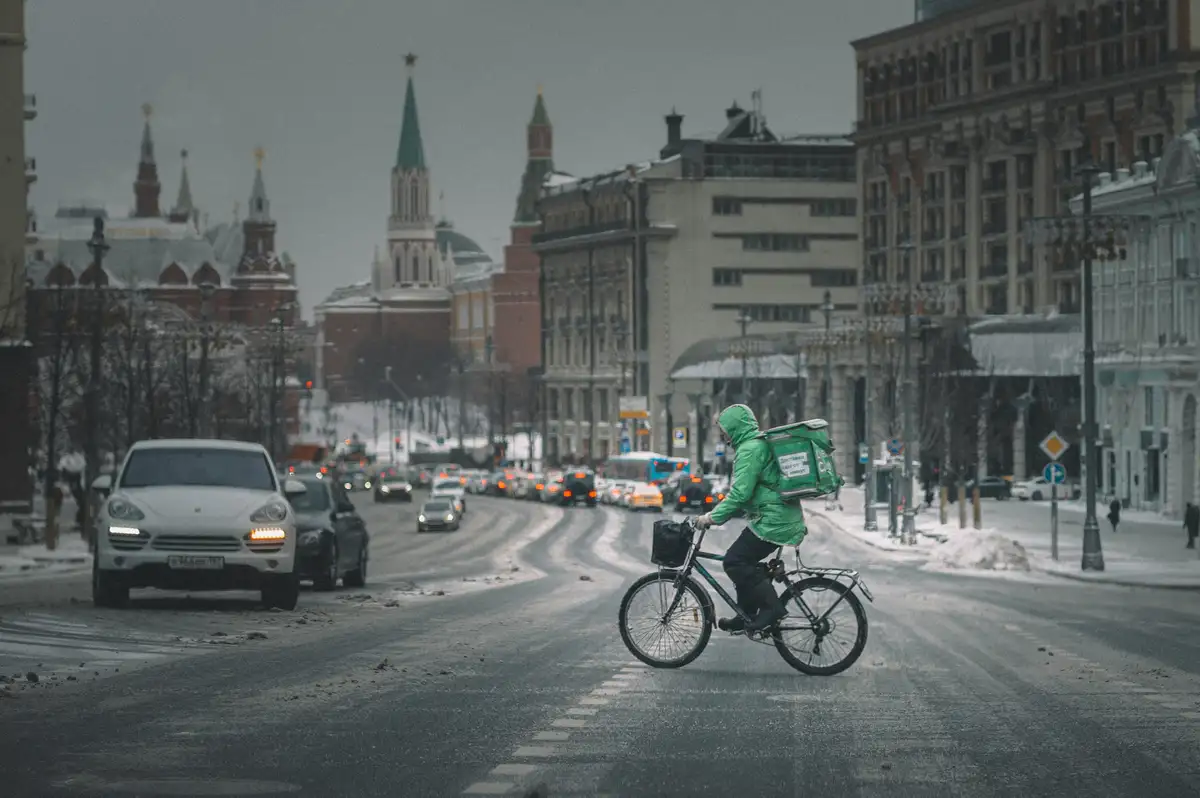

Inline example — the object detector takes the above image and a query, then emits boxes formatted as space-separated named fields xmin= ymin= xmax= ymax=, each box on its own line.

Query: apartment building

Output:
xmin=853 ymin=0 xmax=1190 ymax=317
xmin=0 ymin=0 xmax=32 ymax=513
xmin=534 ymin=99 xmax=859 ymax=464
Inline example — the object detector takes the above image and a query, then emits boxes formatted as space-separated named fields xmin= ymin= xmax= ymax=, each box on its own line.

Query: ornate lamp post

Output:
xmin=862 ymin=246 xmax=955 ymax=545
xmin=1024 ymin=154 xmax=1152 ymax=572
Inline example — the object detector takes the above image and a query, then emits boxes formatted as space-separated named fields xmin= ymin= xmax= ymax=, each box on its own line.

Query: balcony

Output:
xmin=24 ymin=157 xmax=36 ymax=185
xmin=24 ymin=93 xmax=36 ymax=121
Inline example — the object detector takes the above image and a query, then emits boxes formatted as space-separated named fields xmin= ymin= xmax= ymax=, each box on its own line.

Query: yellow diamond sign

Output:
xmin=1039 ymin=431 xmax=1069 ymax=461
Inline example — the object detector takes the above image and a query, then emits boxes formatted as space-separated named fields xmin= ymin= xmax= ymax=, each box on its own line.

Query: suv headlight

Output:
xmin=250 ymin=501 xmax=289 ymax=523
xmin=106 ymin=497 xmax=145 ymax=521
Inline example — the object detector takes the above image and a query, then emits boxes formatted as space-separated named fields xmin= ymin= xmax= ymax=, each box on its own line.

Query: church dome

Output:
xmin=436 ymin=221 xmax=493 ymax=267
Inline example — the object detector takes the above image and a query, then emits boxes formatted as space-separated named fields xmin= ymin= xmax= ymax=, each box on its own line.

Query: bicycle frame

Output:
xmin=660 ymin=519 xmax=874 ymax=634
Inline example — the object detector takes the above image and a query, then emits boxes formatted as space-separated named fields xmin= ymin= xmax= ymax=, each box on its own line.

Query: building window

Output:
xmin=1145 ymin=386 xmax=1155 ymax=426
xmin=471 ymin=297 xmax=484 ymax=329
xmin=729 ymin=304 xmax=812 ymax=323
xmin=810 ymin=199 xmax=857 ymax=217
xmin=741 ymin=234 xmax=809 ymax=252
xmin=712 ymin=197 xmax=743 ymax=215
xmin=810 ymin=269 xmax=857 ymax=287
xmin=457 ymin=300 xmax=469 ymax=330
xmin=712 ymin=268 xmax=742 ymax=286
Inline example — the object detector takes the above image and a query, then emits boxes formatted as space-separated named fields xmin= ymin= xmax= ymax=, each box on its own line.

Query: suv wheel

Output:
xmin=343 ymin=546 xmax=367 ymax=587
xmin=313 ymin=540 xmax=338 ymax=591
xmin=262 ymin=574 xmax=300 ymax=610
xmin=92 ymin=558 xmax=129 ymax=608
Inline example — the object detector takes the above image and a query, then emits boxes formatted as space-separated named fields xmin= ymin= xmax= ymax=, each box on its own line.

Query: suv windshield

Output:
xmin=425 ymin=501 xmax=452 ymax=511
xmin=432 ymin=480 xmax=459 ymax=491
xmin=290 ymin=479 xmax=331 ymax=512
xmin=120 ymin=448 xmax=276 ymax=491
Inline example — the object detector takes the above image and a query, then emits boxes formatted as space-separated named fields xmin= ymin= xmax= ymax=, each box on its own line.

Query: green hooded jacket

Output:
xmin=708 ymin=404 xmax=807 ymax=546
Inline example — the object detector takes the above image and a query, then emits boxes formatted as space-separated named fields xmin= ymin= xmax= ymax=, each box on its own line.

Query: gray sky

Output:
xmin=25 ymin=0 xmax=914 ymax=316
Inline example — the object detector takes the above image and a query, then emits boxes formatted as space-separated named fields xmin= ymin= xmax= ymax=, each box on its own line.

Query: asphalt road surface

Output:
xmin=1 ymin=493 xmax=1199 ymax=797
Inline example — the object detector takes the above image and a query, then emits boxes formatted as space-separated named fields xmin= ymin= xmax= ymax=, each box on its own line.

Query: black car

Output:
xmin=289 ymin=475 xmax=370 ymax=591
xmin=671 ymin=473 xmax=715 ymax=512
xmin=558 ymin=467 xmax=597 ymax=507
xmin=418 ymin=499 xmax=460 ymax=532
xmin=374 ymin=468 xmax=414 ymax=502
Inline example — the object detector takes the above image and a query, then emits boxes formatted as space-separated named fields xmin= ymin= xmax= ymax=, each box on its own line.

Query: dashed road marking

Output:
xmin=599 ymin=681 xmax=627 ymax=688
xmin=590 ymin=688 xmax=622 ymax=696
xmin=534 ymin=731 xmax=570 ymax=741
xmin=513 ymin=746 xmax=556 ymax=757
xmin=463 ymin=783 xmax=513 ymax=795
xmin=567 ymin=707 xmax=598 ymax=715
xmin=490 ymin=764 xmax=537 ymax=777
xmin=552 ymin=718 xmax=587 ymax=728
xmin=579 ymin=697 xmax=609 ymax=705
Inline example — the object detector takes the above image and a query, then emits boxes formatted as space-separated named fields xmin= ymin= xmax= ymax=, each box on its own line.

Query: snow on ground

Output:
xmin=810 ymin=486 xmax=1200 ymax=589
xmin=0 ymin=538 xmax=91 ymax=579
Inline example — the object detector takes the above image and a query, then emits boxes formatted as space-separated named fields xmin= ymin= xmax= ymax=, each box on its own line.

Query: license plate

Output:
xmin=167 ymin=555 xmax=225 ymax=570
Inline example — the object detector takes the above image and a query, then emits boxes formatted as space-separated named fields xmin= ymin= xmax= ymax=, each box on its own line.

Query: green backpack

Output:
xmin=758 ymin=419 xmax=844 ymax=500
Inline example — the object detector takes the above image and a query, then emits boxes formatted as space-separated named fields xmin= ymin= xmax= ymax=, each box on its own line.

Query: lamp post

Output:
xmin=81 ymin=216 xmax=110 ymax=552
xmin=1024 ymin=153 xmax=1152 ymax=571
xmin=196 ymin=282 xmax=216 ymax=438
xmin=384 ymin=366 xmax=412 ymax=466
xmin=736 ymin=310 xmax=752 ymax=405
xmin=660 ymin=378 xmax=675 ymax=456
xmin=862 ymin=247 xmax=954 ymax=544
xmin=820 ymin=290 xmax=834 ymax=421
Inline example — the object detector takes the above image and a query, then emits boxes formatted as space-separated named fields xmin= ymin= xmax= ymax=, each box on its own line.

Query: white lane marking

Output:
xmin=490 ymin=764 xmax=537 ymax=777
xmin=567 ymin=707 xmax=598 ymax=715
xmin=590 ymin=688 xmax=622 ymax=696
xmin=552 ymin=718 xmax=588 ymax=728
xmin=609 ymin=673 xmax=639 ymax=680
xmin=463 ymin=783 xmax=513 ymax=795
xmin=513 ymin=746 xmax=556 ymax=757
xmin=1003 ymin=623 xmax=1022 ymax=632
xmin=599 ymin=681 xmax=627 ymax=689
xmin=592 ymin=508 xmax=648 ymax=574
xmin=534 ymin=731 xmax=570 ymax=741
xmin=579 ymin=697 xmax=609 ymax=706
xmin=489 ymin=509 xmax=564 ymax=578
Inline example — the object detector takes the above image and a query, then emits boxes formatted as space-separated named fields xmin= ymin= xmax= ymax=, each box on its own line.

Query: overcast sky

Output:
xmin=25 ymin=0 xmax=915 ymax=316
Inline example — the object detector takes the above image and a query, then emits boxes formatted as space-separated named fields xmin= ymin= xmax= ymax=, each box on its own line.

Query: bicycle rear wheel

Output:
xmin=618 ymin=572 xmax=713 ymax=668
xmin=772 ymin=576 xmax=868 ymax=676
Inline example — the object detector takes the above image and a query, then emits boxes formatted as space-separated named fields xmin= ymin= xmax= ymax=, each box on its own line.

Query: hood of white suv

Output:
xmin=116 ymin=486 xmax=282 ymax=522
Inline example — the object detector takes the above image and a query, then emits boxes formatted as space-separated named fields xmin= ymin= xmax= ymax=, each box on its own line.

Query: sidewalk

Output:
xmin=809 ymin=487 xmax=1200 ymax=590
xmin=0 ymin=495 xmax=91 ymax=580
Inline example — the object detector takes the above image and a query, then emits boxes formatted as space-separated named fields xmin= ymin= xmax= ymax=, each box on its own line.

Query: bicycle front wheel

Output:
xmin=618 ymin=571 xmax=713 ymax=668
xmin=772 ymin=576 xmax=868 ymax=676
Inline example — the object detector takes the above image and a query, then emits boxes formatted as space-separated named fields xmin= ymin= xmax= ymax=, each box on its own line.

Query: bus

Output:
xmin=597 ymin=452 xmax=689 ymax=485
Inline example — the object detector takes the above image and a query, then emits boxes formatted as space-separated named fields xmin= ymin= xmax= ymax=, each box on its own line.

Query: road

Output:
xmin=1 ymin=493 xmax=1199 ymax=797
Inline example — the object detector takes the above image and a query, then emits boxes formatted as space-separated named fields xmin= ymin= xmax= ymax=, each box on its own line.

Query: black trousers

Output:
xmin=722 ymin=527 xmax=779 ymax=613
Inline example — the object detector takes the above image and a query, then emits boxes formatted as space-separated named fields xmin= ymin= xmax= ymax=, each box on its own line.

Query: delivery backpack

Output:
xmin=758 ymin=418 xmax=844 ymax=501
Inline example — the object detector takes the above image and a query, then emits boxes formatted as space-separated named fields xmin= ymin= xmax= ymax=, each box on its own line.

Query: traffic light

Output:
xmin=394 ymin=436 xmax=402 ymax=451
xmin=304 ymin=380 xmax=313 ymax=398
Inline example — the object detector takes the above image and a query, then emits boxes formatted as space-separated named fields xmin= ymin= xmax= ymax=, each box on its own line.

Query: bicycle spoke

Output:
xmin=624 ymin=578 xmax=705 ymax=663
xmin=776 ymin=583 xmax=862 ymax=671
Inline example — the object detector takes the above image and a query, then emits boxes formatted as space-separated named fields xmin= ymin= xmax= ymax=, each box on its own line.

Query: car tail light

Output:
xmin=498 ymin=480 xmax=507 ymax=489
xmin=564 ymin=490 xmax=572 ymax=498
xmin=588 ymin=490 xmax=596 ymax=498
xmin=575 ymin=472 xmax=585 ymax=478
xmin=679 ymin=496 xmax=686 ymax=503
xmin=705 ymin=495 xmax=714 ymax=503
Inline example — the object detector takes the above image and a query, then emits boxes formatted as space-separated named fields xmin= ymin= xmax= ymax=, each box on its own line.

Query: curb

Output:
xmin=1029 ymin=564 xmax=1200 ymax=591
xmin=806 ymin=509 xmax=929 ymax=555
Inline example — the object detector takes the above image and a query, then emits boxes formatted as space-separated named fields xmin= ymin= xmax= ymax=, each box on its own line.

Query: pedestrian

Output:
xmin=1108 ymin=497 xmax=1121 ymax=534
xmin=1184 ymin=502 xmax=1198 ymax=549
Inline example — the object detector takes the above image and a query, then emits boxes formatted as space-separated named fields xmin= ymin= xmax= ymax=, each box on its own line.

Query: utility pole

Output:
xmin=660 ymin=379 xmax=675 ymax=456
xmin=582 ymin=188 xmax=597 ymax=463
xmin=863 ymin=296 xmax=878 ymax=532
xmin=82 ymin=217 xmax=110 ymax=552
xmin=384 ymin=366 xmax=412 ymax=466
xmin=1078 ymin=155 xmax=1105 ymax=571
xmin=196 ymin=282 xmax=215 ymax=438
xmin=899 ymin=239 xmax=917 ymax=545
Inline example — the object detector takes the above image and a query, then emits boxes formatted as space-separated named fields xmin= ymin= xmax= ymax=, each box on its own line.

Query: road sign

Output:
xmin=436 ymin=436 xmax=445 ymax=446
xmin=858 ymin=443 xmax=869 ymax=464
xmin=1039 ymin=431 xmax=1069 ymax=461
xmin=714 ymin=442 xmax=726 ymax=457
xmin=887 ymin=438 xmax=904 ymax=456
xmin=619 ymin=437 xmax=632 ymax=454
xmin=619 ymin=396 xmax=649 ymax=420
xmin=672 ymin=426 xmax=688 ymax=451
xmin=1043 ymin=462 xmax=1066 ymax=484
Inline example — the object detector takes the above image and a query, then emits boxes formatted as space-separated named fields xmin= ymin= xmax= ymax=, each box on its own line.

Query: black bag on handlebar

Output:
xmin=651 ymin=519 xmax=694 ymax=567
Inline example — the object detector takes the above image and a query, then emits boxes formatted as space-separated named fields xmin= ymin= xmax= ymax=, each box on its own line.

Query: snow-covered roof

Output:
xmin=671 ymin=353 xmax=802 ymax=380
xmin=966 ymin=314 xmax=1082 ymax=377
xmin=541 ymin=155 xmax=681 ymax=197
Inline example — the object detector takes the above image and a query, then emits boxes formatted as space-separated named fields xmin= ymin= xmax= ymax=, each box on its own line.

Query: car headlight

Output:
xmin=108 ymin=526 xmax=141 ymax=536
xmin=298 ymin=529 xmax=322 ymax=546
xmin=106 ymin=497 xmax=145 ymax=521
xmin=403 ymin=483 xmax=412 ymax=491
xmin=365 ymin=481 xmax=372 ymax=488
xmin=380 ymin=485 xmax=390 ymax=493
xmin=444 ymin=514 xmax=455 ymax=521
xmin=250 ymin=501 xmax=289 ymax=523
xmin=418 ymin=514 xmax=427 ymax=522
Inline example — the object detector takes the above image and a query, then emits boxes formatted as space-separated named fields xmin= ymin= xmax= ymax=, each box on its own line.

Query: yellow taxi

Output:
xmin=629 ymin=482 xmax=664 ymax=512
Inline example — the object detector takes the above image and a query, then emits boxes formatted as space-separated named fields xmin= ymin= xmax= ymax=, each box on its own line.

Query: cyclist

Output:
xmin=694 ymin=403 xmax=806 ymax=633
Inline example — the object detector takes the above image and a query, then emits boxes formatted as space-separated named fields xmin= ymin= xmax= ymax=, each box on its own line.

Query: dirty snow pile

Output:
xmin=927 ymin=530 xmax=1031 ymax=572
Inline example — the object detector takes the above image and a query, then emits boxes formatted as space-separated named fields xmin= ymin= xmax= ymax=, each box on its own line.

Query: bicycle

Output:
xmin=617 ymin=516 xmax=873 ymax=675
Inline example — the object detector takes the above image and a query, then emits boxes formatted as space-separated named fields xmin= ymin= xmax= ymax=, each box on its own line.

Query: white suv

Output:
xmin=94 ymin=439 xmax=307 ymax=609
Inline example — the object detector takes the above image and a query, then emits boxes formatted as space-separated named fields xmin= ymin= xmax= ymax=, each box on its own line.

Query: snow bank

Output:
xmin=926 ymin=531 xmax=1031 ymax=572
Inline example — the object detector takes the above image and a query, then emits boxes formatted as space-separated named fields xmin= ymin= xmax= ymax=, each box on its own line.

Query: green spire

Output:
xmin=396 ymin=58 xmax=427 ymax=170
xmin=530 ymin=89 xmax=550 ymax=126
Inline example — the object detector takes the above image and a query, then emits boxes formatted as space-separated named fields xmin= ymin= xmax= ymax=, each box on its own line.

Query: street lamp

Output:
xmin=862 ymin=244 xmax=954 ymax=545
xmin=1024 ymin=148 xmax=1153 ymax=572
xmin=81 ymin=216 xmax=110 ymax=551
xmin=736 ymin=310 xmax=752 ymax=405
xmin=819 ymin=290 xmax=835 ymax=421
xmin=383 ymin=365 xmax=413 ymax=465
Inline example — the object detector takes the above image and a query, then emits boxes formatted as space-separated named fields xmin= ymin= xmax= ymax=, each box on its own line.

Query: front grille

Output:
xmin=151 ymin=534 xmax=242 ymax=552
xmin=109 ymin=538 xmax=147 ymax=551
xmin=246 ymin=540 xmax=284 ymax=554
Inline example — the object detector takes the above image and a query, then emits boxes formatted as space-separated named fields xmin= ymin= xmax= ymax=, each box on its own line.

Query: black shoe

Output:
xmin=744 ymin=580 xmax=788 ymax=632
xmin=717 ymin=616 xmax=745 ymax=632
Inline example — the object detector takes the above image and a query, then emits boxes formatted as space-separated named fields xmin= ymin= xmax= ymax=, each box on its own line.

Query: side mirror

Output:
xmin=283 ymin=479 xmax=307 ymax=497
xmin=91 ymin=474 xmax=112 ymax=492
